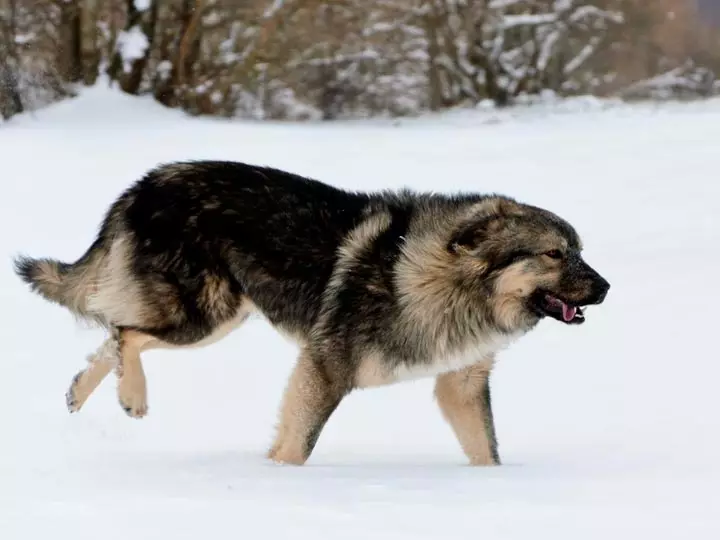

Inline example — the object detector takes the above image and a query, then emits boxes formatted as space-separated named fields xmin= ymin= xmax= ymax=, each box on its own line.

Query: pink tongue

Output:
xmin=562 ymin=304 xmax=577 ymax=322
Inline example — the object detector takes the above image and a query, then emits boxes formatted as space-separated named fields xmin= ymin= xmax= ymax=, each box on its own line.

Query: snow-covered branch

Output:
xmin=1 ymin=0 xmax=717 ymax=122
xmin=501 ymin=14 xmax=559 ymax=29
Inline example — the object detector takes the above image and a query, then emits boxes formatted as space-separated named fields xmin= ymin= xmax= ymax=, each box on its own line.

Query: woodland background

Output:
xmin=1 ymin=0 xmax=719 ymax=121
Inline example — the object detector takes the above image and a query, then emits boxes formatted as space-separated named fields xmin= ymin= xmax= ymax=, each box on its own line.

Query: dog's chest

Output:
xmin=355 ymin=331 xmax=522 ymax=388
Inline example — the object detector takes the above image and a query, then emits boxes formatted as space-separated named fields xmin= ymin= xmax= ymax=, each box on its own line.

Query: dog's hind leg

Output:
xmin=66 ymin=330 xmax=121 ymax=413
xmin=68 ymin=299 xmax=255 ymax=418
xmin=66 ymin=328 xmax=160 ymax=418
xmin=115 ymin=329 xmax=161 ymax=419
xmin=113 ymin=305 xmax=255 ymax=418
xmin=434 ymin=357 xmax=500 ymax=466
xmin=268 ymin=350 xmax=348 ymax=465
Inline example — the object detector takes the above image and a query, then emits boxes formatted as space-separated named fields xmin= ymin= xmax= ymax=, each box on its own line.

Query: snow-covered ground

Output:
xmin=3 ymin=88 xmax=720 ymax=539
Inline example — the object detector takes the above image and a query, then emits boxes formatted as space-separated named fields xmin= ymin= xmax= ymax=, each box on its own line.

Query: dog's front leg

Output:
xmin=268 ymin=350 xmax=346 ymax=465
xmin=434 ymin=357 xmax=500 ymax=466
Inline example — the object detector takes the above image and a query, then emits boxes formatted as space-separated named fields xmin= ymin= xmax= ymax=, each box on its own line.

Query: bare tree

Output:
xmin=2 ymin=0 xmax=719 ymax=122
xmin=108 ymin=0 xmax=158 ymax=94
xmin=424 ymin=0 xmax=625 ymax=106
xmin=57 ymin=0 xmax=82 ymax=82
xmin=0 ymin=0 xmax=24 ymax=118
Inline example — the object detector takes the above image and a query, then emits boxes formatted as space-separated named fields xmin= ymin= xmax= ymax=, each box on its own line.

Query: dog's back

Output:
xmin=15 ymin=160 xmax=372 ymax=344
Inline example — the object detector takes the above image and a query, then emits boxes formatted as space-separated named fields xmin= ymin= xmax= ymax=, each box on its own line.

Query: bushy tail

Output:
xmin=14 ymin=239 xmax=106 ymax=319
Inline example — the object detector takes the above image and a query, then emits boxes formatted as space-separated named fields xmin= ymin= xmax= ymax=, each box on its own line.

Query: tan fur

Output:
xmin=116 ymin=330 xmax=157 ymax=418
xmin=155 ymin=162 xmax=201 ymax=183
xmin=350 ymin=199 xmax=530 ymax=390
xmin=34 ymin=259 xmax=64 ymax=287
xmin=268 ymin=351 xmax=342 ymax=465
xmin=66 ymin=299 xmax=256 ymax=416
xmin=355 ymin=336 xmax=517 ymax=388
xmin=355 ymin=349 xmax=391 ymax=388
xmin=188 ymin=301 xmax=255 ymax=349
xmin=394 ymin=233 xmax=475 ymax=351
xmin=17 ymin=160 xmax=610 ymax=467
xmin=272 ymin=325 xmax=308 ymax=348
xmin=85 ymin=234 xmax=205 ymax=330
xmin=199 ymin=273 xmax=237 ymax=322
xmin=317 ymin=211 xmax=392 ymax=326
xmin=492 ymin=261 xmax=541 ymax=330
xmin=26 ymin=254 xmax=106 ymax=319
xmin=66 ymin=338 xmax=119 ymax=413
xmin=85 ymin=236 xmax=150 ymax=327
xmin=66 ymin=331 xmax=159 ymax=417
xmin=62 ymin=212 xmax=589 ymax=457
xmin=494 ymin=262 xmax=536 ymax=298
xmin=459 ymin=197 xmax=512 ymax=224
xmin=434 ymin=357 xmax=499 ymax=466
xmin=393 ymin=228 xmax=526 ymax=367
xmin=392 ymin=200 xmax=497 ymax=347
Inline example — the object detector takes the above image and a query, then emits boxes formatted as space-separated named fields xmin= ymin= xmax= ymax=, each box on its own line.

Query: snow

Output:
xmin=488 ymin=0 xmax=527 ymax=8
xmin=14 ymin=33 xmax=35 ymax=45
xmin=115 ymin=26 xmax=149 ymax=72
xmin=537 ymin=29 xmax=560 ymax=71
xmin=3 ymin=86 xmax=720 ymax=539
xmin=133 ymin=0 xmax=151 ymax=11
xmin=501 ymin=13 xmax=559 ymax=28
xmin=554 ymin=0 xmax=574 ymax=10
xmin=569 ymin=5 xmax=625 ymax=24
xmin=623 ymin=64 xmax=718 ymax=99
xmin=563 ymin=36 xmax=602 ymax=74
xmin=263 ymin=0 xmax=285 ymax=18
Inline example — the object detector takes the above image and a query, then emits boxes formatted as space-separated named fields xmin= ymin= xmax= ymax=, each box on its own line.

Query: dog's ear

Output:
xmin=447 ymin=216 xmax=499 ymax=255
xmin=448 ymin=197 xmax=524 ymax=255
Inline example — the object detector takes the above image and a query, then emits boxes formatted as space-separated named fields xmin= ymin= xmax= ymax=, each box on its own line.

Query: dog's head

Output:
xmin=448 ymin=197 xmax=610 ymax=330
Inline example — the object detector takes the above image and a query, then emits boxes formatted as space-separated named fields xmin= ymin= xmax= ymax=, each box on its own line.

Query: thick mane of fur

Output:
xmin=13 ymin=159 xmax=609 ymax=467
xmin=393 ymin=206 xmax=493 ymax=354
xmin=392 ymin=196 xmax=536 ymax=352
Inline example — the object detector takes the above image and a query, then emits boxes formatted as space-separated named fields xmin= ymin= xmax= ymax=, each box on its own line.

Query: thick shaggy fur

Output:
xmin=14 ymin=160 xmax=610 ymax=465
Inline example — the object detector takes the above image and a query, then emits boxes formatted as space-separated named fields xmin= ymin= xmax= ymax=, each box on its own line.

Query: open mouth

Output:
xmin=530 ymin=291 xmax=586 ymax=325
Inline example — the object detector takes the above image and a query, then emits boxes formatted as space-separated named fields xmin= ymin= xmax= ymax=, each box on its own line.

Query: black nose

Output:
xmin=592 ymin=276 xmax=610 ymax=304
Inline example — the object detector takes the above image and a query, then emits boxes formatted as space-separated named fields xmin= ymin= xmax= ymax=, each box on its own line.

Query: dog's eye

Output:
xmin=544 ymin=249 xmax=563 ymax=260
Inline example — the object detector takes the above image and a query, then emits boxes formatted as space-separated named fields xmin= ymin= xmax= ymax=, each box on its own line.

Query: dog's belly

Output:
xmin=190 ymin=305 xmax=255 ymax=348
xmin=355 ymin=332 xmax=522 ymax=388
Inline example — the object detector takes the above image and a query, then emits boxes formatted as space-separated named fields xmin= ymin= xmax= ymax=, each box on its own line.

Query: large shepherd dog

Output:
xmin=14 ymin=160 xmax=610 ymax=465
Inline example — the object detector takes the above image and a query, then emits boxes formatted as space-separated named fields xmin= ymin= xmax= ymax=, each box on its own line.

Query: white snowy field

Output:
xmin=2 ymin=88 xmax=720 ymax=540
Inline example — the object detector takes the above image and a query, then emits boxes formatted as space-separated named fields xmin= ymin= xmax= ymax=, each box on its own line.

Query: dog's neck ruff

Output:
xmin=394 ymin=330 xmax=524 ymax=383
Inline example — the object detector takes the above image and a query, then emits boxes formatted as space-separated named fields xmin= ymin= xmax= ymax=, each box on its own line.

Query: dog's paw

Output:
xmin=66 ymin=371 xmax=85 ymax=413
xmin=468 ymin=456 xmax=501 ymax=467
xmin=268 ymin=454 xmax=306 ymax=466
xmin=267 ymin=444 xmax=307 ymax=466
xmin=118 ymin=395 xmax=148 ymax=419
xmin=117 ymin=377 xmax=148 ymax=419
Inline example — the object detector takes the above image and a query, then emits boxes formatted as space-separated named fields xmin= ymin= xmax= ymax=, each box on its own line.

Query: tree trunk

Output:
xmin=425 ymin=6 xmax=444 ymax=111
xmin=80 ymin=0 xmax=100 ymax=84
xmin=155 ymin=0 xmax=203 ymax=108
xmin=0 ymin=63 xmax=23 ymax=119
xmin=59 ymin=0 xmax=83 ymax=83
xmin=0 ymin=0 xmax=24 ymax=119
xmin=108 ymin=0 xmax=158 ymax=94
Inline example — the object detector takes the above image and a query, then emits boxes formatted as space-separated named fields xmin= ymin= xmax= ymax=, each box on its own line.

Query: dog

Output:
xmin=14 ymin=160 xmax=610 ymax=466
